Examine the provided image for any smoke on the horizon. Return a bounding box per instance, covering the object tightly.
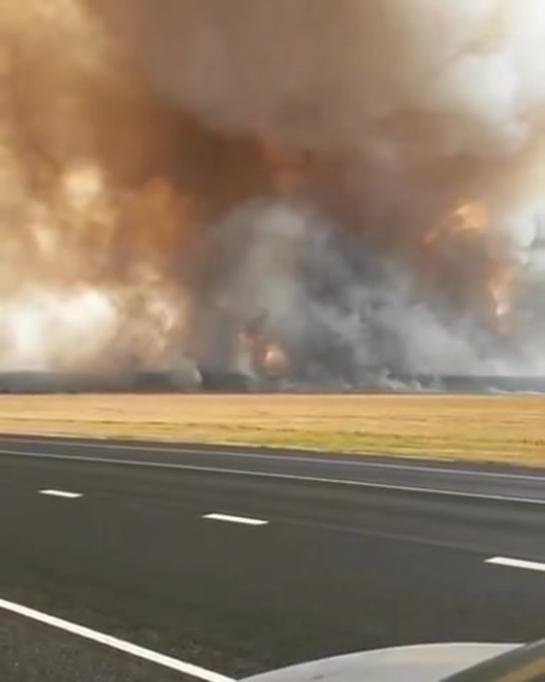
[1,0,545,385]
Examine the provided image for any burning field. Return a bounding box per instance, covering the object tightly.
[1,2,545,388]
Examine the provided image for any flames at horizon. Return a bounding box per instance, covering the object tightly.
[1,0,545,386]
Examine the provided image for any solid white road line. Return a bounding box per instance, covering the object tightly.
[0,597,233,682]
[39,489,82,499]
[2,450,540,505]
[203,513,269,526]
[485,556,545,573]
[1,449,543,506]
[1,437,544,483]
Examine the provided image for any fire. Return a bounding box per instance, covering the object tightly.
[488,268,513,321]
[420,199,515,332]
[2,0,545,382]
[239,324,289,377]
[423,200,489,246]
[263,343,290,376]
[451,201,489,234]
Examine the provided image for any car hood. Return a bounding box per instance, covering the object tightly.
[243,643,519,682]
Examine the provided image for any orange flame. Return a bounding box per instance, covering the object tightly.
[451,201,489,234]
[239,324,289,376]
[488,268,513,321]
[263,343,290,376]
[423,200,489,246]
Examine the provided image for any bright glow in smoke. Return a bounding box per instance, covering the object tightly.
[0,288,117,370]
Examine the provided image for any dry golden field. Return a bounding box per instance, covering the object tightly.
[0,393,544,466]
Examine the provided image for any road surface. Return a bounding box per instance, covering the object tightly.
[0,435,543,679]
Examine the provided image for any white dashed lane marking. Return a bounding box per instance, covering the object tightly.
[39,489,83,499]
[485,556,545,573]
[203,513,269,526]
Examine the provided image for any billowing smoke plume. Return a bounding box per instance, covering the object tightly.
[1,0,545,386]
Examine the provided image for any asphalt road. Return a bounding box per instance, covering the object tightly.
[0,434,544,679]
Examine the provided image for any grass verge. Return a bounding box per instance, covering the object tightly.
[0,393,544,467]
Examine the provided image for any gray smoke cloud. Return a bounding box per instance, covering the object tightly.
[199,199,530,385]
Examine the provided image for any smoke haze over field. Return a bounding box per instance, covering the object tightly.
[1,0,545,386]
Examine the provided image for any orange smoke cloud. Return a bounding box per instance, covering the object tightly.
[0,0,279,374]
[0,0,544,382]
